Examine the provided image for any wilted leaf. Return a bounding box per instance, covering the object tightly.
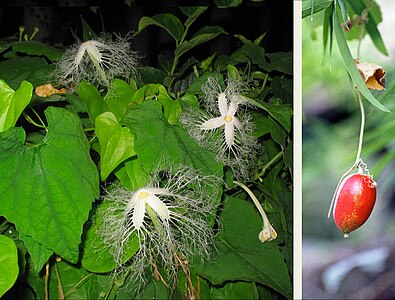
[35,83,66,97]
[333,12,389,112]
[356,61,386,91]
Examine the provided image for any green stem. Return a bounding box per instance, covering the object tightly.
[23,112,47,130]
[255,151,283,179]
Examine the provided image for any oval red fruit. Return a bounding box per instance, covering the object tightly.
[333,173,377,238]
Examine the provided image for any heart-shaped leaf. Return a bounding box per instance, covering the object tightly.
[0,80,32,132]
[0,107,99,263]
[95,112,136,181]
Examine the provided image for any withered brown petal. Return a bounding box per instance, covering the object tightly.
[35,83,67,97]
[356,62,386,91]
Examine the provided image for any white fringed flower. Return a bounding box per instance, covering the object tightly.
[98,165,220,290]
[200,92,242,150]
[53,35,139,89]
[180,77,259,180]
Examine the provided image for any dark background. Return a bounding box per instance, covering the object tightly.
[0,0,293,68]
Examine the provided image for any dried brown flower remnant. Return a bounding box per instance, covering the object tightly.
[35,83,66,97]
[356,61,386,90]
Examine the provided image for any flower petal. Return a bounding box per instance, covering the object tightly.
[218,92,228,116]
[200,116,225,130]
[224,121,235,148]
[85,41,102,64]
[145,187,172,196]
[233,116,243,130]
[132,192,146,230]
[75,43,87,66]
[228,101,238,116]
[146,194,170,220]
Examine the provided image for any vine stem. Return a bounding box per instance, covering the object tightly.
[255,151,283,180]
[327,91,365,218]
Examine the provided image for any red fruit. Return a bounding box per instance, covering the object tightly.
[333,173,377,238]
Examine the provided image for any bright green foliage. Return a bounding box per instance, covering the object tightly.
[96,112,136,181]
[0,235,19,298]
[0,80,32,132]
[77,80,108,122]
[122,100,223,177]
[0,107,99,265]
[104,78,138,120]
[19,232,53,273]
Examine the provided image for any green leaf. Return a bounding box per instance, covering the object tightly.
[227,65,240,82]
[0,80,33,132]
[180,7,207,28]
[175,26,226,58]
[48,260,107,299]
[186,72,223,96]
[80,16,97,41]
[19,232,53,273]
[11,41,63,62]
[0,107,99,263]
[211,281,259,299]
[271,76,293,103]
[136,14,185,43]
[156,85,181,125]
[77,81,108,122]
[0,235,19,298]
[115,158,150,190]
[322,3,334,61]
[0,57,54,90]
[347,0,388,56]
[265,52,293,75]
[103,79,137,121]
[241,96,292,132]
[194,196,292,299]
[268,116,287,148]
[213,0,244,8]
[95,112,136,181]
[333,12,389,112]
[138,66,167,85]
[82,201,140,273]
[302,0,333,19]
[121,100,223,178]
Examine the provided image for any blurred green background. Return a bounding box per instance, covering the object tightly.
[303,0,395,298]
